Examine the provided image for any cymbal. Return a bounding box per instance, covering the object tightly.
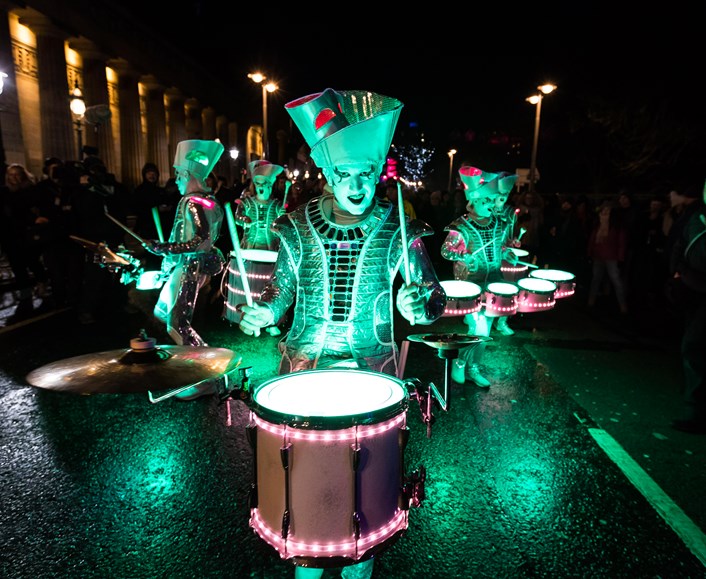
[26,336,241,394]
[408,333,492,351]
[69,235,133,267]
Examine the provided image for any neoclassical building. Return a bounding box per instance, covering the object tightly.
[0,1,278,189]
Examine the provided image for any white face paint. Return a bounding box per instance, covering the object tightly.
[324,162,381,215]
[253,177,273,201]
[468,194,495,218]
[175,168,190,195]
[494,194,508,212]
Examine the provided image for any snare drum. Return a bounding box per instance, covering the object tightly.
[224,249,278,323]
[249,369,410,567]
[135,270,165,291]
[440,280,482,316]
[529,269,576,299]
[483,282,519,317]
[516,277,557,313]
[501,248,530,282]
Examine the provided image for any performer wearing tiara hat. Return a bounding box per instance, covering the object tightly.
[238,88,447,578]
[441,166,519,388]
[224,159,287,335]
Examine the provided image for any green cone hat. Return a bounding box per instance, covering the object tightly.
[248,160,284,184]
[285,89,403,168]
[459,166,500,199]
[173,140,224,181]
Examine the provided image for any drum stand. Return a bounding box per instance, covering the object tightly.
[407,333,491,414]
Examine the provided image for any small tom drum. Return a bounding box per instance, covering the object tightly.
[516,277,557,313]
[249,369,410,567]
[224,249,278,323]
[501,248,530,282]
[529,269,576,299]
[440,280,482,316]
[483,282,519,317]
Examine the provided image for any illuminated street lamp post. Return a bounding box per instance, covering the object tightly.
[447,148,457,191]
[0,70,7,169]
[69,80,86,160]
[248,72,278,160]
[525,83,556,194]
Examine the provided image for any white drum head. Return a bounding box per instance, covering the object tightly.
[231,249,278,263]
[440,280,482,298]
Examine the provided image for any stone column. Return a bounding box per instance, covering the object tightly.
[184,98,202,140]
[140,74,169,184]
[69,38,116,173]
[107,57,143,190]
[165,87,186,170]
[16,9,74,163]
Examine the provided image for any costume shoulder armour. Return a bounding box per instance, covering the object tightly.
[444,215,467,233]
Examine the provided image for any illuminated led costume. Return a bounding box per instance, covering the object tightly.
[240,89,446,385]
[224,160,286,334]
[143,139,225,348]
[441,167,518,387]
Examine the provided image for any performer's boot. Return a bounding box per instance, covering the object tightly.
[466,342,491,388]
[496,316,514,336]
[451,359,466,384]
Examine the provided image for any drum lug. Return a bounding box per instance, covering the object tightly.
[400,465,426,510]
[219,366,252,404]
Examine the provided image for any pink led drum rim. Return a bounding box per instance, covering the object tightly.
[439,280,482,316]
[529,269,576,299]
[248,369,410,567]
[515,277,557,313]
[483,281,519,317]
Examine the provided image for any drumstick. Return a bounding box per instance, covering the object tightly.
[397,182,411,285]
[151,206,165,242]
[105,211,148,245]
[224,202,253,307]
[517,260,539,269]
[282,180,291,211]
[469,237,495,257]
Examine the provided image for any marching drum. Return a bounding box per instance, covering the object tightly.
[483,282,519,317]
[501,248,529,282]
[248,369,410,567]
[529,269,576,299]
[224,249,278,323]
[515,277,557,313]
[439,280,482,316]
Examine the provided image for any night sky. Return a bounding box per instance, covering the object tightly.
[116,2,703,193]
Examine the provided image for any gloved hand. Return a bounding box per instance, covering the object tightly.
[239,302,275,337]
[502,247,519,265]
[396,283,428,325]
[462,253,479,272]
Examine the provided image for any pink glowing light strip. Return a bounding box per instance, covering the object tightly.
[554,288,575,299]
[519,298,556,310]
[444,305,480,316]
[227,264,272,280]
[249,412,406,441]
[483,303,517,314]
[190,195,215,209]
[250,508,408,559]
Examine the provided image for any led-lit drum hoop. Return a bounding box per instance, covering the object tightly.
[502,248,529,282]
[248,369,410,568]
[483,282,519,317]
[439,280,482,316]
[515,277,557,313]
[224,249,278,322]
[529,269,576,299]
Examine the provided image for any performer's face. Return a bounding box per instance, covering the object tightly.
[175,168,189,195]
[325,162,380,215]
[494,194,508,212]
[253,177,273,201]
[468,194,495,218]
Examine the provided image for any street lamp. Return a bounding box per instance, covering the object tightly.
[447,148,457,191]
[0,70,7,170]
[248,72,278,160]
[69,80,86,159]
[525,83,556,194]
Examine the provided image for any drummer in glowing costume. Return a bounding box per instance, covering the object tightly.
[492,171,521,336]
[142,139,225,351]
[441,167,518,387]
[239,88,446,579]
[225,160,286,335]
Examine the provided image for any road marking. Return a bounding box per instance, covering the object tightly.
[590,427,706,568]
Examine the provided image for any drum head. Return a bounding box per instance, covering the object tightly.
[440,280,482,298]
[529,269,575,282]
[252,369,407,428]
[517,277,557,293]
[135,271,164,290]
[486,282,519,296]
[509,247,529,258]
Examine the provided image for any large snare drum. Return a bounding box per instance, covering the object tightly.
[501,248,529,282]
[483,282,519,317]
[224,249,278,322]
[440,280,482,316]
[516,277,557,313]
[249,369,410,567]
[529,269,576,299]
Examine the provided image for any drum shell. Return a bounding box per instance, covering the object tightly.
[224,250,278,323]
[439,280,482,317]
[529,269,576,299]
[515,278,557,313]
[483,282,519,317]
[501,261,528,283]
[249,369,409,566]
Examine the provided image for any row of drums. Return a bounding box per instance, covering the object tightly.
[440,268,576,318]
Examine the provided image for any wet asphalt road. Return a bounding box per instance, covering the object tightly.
[1,286,705,579]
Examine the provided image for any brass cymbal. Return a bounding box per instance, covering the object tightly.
[408,333,492,351]
[26,336,241,394]
[69,235,133,267]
